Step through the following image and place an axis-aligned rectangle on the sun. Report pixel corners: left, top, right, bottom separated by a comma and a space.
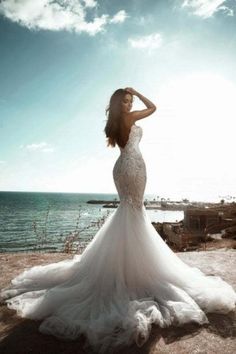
143, 72, 236, 200
157, 72, 236, 143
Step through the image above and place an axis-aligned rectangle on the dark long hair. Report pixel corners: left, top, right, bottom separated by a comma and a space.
104, 88, 129, 148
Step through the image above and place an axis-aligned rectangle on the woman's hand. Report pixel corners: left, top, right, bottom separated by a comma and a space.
124, 87, 137, 96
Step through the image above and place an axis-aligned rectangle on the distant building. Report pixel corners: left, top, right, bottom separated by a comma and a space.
184, 208, 219, 232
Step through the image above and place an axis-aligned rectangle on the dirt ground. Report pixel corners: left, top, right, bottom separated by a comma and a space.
0, 249, 235, 354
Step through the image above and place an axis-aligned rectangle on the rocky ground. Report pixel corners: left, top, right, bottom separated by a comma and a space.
0, 249, 235, 354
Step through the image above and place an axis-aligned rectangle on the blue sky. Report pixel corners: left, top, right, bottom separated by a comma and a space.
0, 0, 236, 201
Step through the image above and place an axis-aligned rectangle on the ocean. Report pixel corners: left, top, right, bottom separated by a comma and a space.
0, 191, 183, 253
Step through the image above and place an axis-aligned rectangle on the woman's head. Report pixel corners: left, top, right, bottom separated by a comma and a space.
106, 89, 133, 116
121, 92, 133, 113
104, 89, 133, 147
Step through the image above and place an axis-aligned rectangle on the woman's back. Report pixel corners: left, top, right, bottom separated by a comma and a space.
113, 124, 146, 210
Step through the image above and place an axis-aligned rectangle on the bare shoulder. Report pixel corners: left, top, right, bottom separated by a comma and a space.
124, 107, 156, 123
121, 113, 135, 128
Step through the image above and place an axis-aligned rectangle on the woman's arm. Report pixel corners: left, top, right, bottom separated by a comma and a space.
124, 87, 156, 123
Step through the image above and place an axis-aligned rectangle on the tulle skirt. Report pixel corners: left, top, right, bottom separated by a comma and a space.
1, 203, 236, 353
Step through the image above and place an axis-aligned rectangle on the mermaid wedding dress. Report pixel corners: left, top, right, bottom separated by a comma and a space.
1, 124, 236, 353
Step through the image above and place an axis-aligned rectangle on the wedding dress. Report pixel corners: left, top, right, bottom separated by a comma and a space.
1, 124, 236, 353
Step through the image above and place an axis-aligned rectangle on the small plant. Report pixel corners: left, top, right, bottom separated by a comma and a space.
62, 209, 112, 254
32, 206, 112, 254
32, 204, 51, 250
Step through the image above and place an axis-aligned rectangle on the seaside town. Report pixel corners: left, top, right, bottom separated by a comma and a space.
87, 197, 236, 252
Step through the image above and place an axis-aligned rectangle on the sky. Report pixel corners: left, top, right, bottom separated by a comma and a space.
0, 0, 236, 202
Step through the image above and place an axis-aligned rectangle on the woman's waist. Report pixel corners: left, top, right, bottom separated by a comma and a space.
113, 153, 146, 171
119, 147, 143, 157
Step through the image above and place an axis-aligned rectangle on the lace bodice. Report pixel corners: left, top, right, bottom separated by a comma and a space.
113, 125, 146, 210
119, 124, 143, 154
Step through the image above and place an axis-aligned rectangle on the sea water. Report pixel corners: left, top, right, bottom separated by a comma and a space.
0, 191, 183, 253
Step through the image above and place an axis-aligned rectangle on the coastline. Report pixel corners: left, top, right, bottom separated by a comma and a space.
88, 199, 233, 211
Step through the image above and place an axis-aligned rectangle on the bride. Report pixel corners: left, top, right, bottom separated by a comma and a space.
1, 87, 236, 353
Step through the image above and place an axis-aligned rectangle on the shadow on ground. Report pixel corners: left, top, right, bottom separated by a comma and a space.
0, 305, 235, 354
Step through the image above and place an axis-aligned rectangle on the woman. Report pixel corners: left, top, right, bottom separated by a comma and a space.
1, 88, 236, 354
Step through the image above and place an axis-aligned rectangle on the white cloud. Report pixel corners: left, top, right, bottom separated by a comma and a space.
0, 0, 128, 36
218, 4, 234, 16
128, 33, 163, 51
109, 10, 128, 24
0, 160, 6, 164
182, 0, 234, 19
20, 142, 54, 153
83, 0, 97, 8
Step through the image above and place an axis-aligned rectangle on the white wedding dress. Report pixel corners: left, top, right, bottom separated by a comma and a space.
1, 124, 236, 353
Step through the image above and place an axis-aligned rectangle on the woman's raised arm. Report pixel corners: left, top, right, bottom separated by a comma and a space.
124, 87, 156, 123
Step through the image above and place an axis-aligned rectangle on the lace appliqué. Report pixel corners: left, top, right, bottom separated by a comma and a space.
120, 197, 144, 210
113, 125, 147, 211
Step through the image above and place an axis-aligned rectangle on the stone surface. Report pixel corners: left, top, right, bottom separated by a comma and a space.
0, 249, 235, 354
